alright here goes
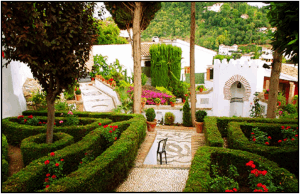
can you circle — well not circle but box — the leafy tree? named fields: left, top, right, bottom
left=104, top=2, right=161, bottom=113
left=266, top=2, right=299, bottom=118
left=2, top=2, right=97, bottom=143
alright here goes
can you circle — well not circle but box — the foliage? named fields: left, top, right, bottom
left=114, top=84, right=133, bottom=114
left=154, top=98, right=161, bottom=104
left=142, top=2, right=272, bottom=50
left=249, top=93, right=263, bottom=118
left=168, top=72, right=189, bottom=99
left=208, top=163, right=239, bottom=192
left=150, top=44, right=182, bottom=89
left=55, top=101, right=76, bottom=111
left=1, top=2, right=97, bottom=143
left=101, top=125, right=120, bottom=144
left=277, top=92, right=286, bottom=106
left=183, top=98, right=192, bottom=126
left=141, top=73, right=148, bottom=86
left=169, top=97, right=176, bottom=103
left=78, top=151, right=95, bottom=168
left=43, top=152, right=65, bottom=189
left=164, top=112, right=175, bottom=125
left=267, top=2, right=298, bottom=63
left=2, top=134, right=9, bottom=183
left=250, top=127, right=270, bottom=145
left=214, top=54, right=232, bottom=62
left=145, top=108, right=156, bottom=122
left=278, top=126, right=298, bottom=146
left=30, top=90, right=47, bottom=107
left=63, top=111, right=79, bottom=126
left=282, top=104, right=297, bottom=114
left=75, top=87, right=81, bottom=95
left=155, top=86, right=174, bottom=97
left=263, top=89, right=269, bottom=94
left=93, top=18, right=128, bottom=45
left=195, top=110, right=207, bottom=122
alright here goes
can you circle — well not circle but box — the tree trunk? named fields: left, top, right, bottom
left=190, top=2, right=196, bottom=126
left=267, top=49, right=282, bottom=118
left=133, top=2, right=142, bottom=114
left=46, top=94, right=55, bottom=144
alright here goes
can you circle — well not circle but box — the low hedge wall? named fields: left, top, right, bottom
left=217, top=117, right=298, bottom=137
left=2, top=134, right=9, bottom=183
left=184, top=146, right=298, bottom=192
left=21, top=132, right=74, bottom=166
left=2, top=117, right=111, bottom=145
left=204, top=117, right=224, bottom=147
left=227, top=122, right=299, bottom=177
left=2, top=114, right=146, bottom=192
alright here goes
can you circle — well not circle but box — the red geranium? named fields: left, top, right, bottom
left=98, top=123, right=102, bottom=126
left=109, top=130, right=112, bottom=133
left=287, top=126, right=291, bottom=129
left=252, top=138, right=256, bottom=142
left=45, top=160, right=50, bottom=165
left=283, top=138, right=287, bottom=141
left=103, top=125, right=108, bottom=128
left=278, top=140, right=282, bottom=143
left=28, top=115, right=33, bottom=119
left=52, top=175, right=56, bottom=179
left=46, top=185, right=50, bottom=188
left=115, top=137, right=117, bottom=141
left=18, top=115, right=24, bottom=119
left=281, top=126, right=285, bottom=129
left=257, top=183, right=263, bottom=187
left=267, top=136, right=271, bottom=139
left=233, top=188, right=237, bottom=192
left=60, top=159, right=64, bottom=162
left=277, top=101, right=281, bottom=106
left=291, top=138, right=295, bottom=141
left=38, top=122, right=42, bottom=124
left=295, top=134, right=298, bottom=138
left=251, top=132, right=255, bottom=135
left=265, top=142, right=269, bottom=145
left=45, top=178, right=49, bottom=182
left=55, top=163, right=59, bottom=167
left=110, top=125, right=113, bottom=128
left=109, top=78, right=114, bottom=82
left=24, top=119, right=27, bottom=122
left=50, top=152, right=55, bottom=157
left=261, top=170, right=267, bottom=176
left=46, top=173, right=50, bottom=177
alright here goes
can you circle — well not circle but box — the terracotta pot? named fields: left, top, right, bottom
left=194, top=120, right=204, bottom=133
left=91, top=77, right=95, bottom=81
left=199, top=88, right=203, bottom=92
left=141, top=102, right=145, bottom=108
left=156, top=103, right=160, bottom=106
left=170, top=102, right=175, bottom=107
left=146, top=119, right=157, bottom=132
left=76, top=95, right=82, bottom=101
left=264, top=93, right=269, bottom=100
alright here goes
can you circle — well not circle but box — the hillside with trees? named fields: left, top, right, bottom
left=141, top=2, right=272, bottom=51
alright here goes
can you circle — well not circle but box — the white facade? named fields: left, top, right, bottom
left=218, top=44, right=238, bottom=56
left=206, top=3, right=223, bottom=12
left=2, top=58, right=34, bottom=118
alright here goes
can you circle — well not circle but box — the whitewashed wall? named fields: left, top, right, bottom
left=2, top=58, right=33, bottom=118
left=212, top=59, right=266, bottom=117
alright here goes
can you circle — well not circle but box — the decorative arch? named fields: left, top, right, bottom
left=223, top=74, right=251, bottom=101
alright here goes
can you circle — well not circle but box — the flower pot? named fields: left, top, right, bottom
left=194, top=120, right=204, bottom=133
left=156, top=103, right=160, bottom=106
left=199, top=88, right=203, bottom=92
left=141, top=102, right=146, bottom=108
left=264, top=93, right=269, bottom=100
left=91, top=77, right=95, bottom=81
left=76, top=95, right=82, bottom=101
left=146, top=119, right=157, bottom=132
left=170, top=102, right=175, bottom=107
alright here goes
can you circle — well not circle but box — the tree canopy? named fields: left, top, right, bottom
left=2, top=2, right=97, bottom=143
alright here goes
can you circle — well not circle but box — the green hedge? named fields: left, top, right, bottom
left=2, top=117, right=112, bottom=145
left=2, top=114, right=146, bottom=192
left=204, top=117, right=224, bottom=147
left=2, top=134, right=9, bottom=183
left=184, top=146, right=298, bottom=192
left=21, top=132, right=74, bottom=166
left=227, top=122, right=299, bottom=177
left=217, top=117, right=298, bottom=137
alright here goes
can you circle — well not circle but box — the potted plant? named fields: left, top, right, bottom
left=263, top=89, right=269, bottom=100
left=75, top=87, right=82, bottom=101
left=154, top=98, right=161, bottom=106
left=109, top=78, right=114, bottom=86
left=169, top=97, right=176, bottom=107
left=197, top=85, right=205, bottom=92
left=145, top=108, right=157, bottom=132
left=89, top=72, right=95, bottom=81
left=141, top=97, right=147, bottom=108
left=195, top=110, right=207, bottom=133
left=164, top=112, right=175, bottom=125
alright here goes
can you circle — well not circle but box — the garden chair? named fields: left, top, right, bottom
left=157, top=138, right=168, bottom=165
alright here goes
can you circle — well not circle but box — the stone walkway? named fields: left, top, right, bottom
left=79, top=83, right=115, bottom=112
left=116, top=126, right=205, bottom=192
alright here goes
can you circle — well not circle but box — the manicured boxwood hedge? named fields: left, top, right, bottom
left=204, top=117, right=224, bottom=147
left=2, top=113, right=146, bottom=192
left=184, top=146, right=298, bottom=192
left=21, top=132, right=74, bottom=166
left=2, top=134, right=9, bottom=183
left=2, top=116, right=111, bottom=145
left=227, top=122, right=299, bottom=177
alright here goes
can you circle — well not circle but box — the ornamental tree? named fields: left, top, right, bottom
left=2, top=2, right=97, bottom=143
left=104, top=2, right=161, bottom=114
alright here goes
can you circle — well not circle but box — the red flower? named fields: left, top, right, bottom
left=38, top=122, right=42, bottom=124
left=2, top=51, right=5, bottom=58
left=75, top=88, right=77, bottom=91
left=254, top=189, right=263, bottom=192
left=45, top=178, right=49, bottom=182
left=261, top=185, right=266, bottom=189
left=98, top=123, right=102, bottom=126
left=43, top=122, right=46, bottom=124
left=185, top=94, right=188, bottom=96
left=54, top=122, right=56, bottom=125
left=110, top=125, right=113, bottom=128
left=267, top=136, right=271, bottom=139
left=18, top=115, right=24, bottom=119
left=291, top=138, right=295, bottom=141
left=253, top=138, right=256, bottom=142
left=46, top=173, right=51, bottom=177
left=287, top=126, right=291, bottom=129
left=80, top=161, right=82, bottom=164
left=281, top=126, right=285, bottom=129
left=24, top=119, right=27, bottom=122
left=45, top=160, right=50, bottom=165
left=257, top=183, right=263, bottom=187
left=233, top=188, right=237, bottom=192
left=114, top=126, right=118, bottom=129
left=251, top=132, right=255, bottom=135
left=46, top=185, right=50, bottom=188
left=225, top=190, right=230, bottom=192
left=265, top=142, right=269, bottom=145
left=115, top=137, right=117, bottom=141
left=246, top=161, right=254, bottom=167
left=261, top=170, right=267, bottom=176
left=284, top=138, right=287, bottom=141
left=50, top=152, right=55, bottom=157
left=295, top=134, right=298, bottom=138
left=60, top=159, right=64, bottom=162
left=251, top=164, right=256, bottom=169
left=55, top=163, right=59, bottom=167
left=52, top=175, right=56, bottom=179
left=109, top=130, right=112, bottom=133
left=277, top=101, right=281, bottom=106
left=113, top=128, right=116, bottom=131
left=85, top=153, right=87, bottom=155
left=28, top=115, right=33, bottom=119
left=103, top=125, right=108, bottom=128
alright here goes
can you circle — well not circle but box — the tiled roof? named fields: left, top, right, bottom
left=141, top=43, right=157, bottom=57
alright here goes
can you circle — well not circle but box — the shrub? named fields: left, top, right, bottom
left=154, top=98, right=161, bottom=104
left=195, top=110, right=207, bottom=122
left=283, top=104, right=297, bottom=114
left=141, top=73, right=148, bottom=86
left=75, top=87, right=81, bottom=95
left=164, top=112, right=175, bottom=125
left=145, top=108, right=156, bottom=122
left=183, top=99, right=192, bottom=126
left=277, top=92, right=286, bottom=106
left=2, top=134, right=9, bottom=183
left=204, top=117, right=224, bottom=147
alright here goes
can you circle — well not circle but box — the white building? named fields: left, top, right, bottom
left=218, top=44, right=238, bottom=56
left=206, top=3, right=223, bottom=12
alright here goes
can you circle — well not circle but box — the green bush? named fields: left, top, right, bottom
left=145, top=108, right=156, bottom=122
left=2, top=134, right=9, bottom=183
left=164, top=112, right=175, bottom=125
left=183, top=99, right=192, bottom=127
left=184, top=146, right=298, bottom=192
left=204, top=117, right=224, bottom=147
left=195, top=110, right=207, bottom=122
left=141, top=73, right=148, bottom=86
left=21, top=132, right=74, bottom=166
left=283, top=104, right=297, bottom=114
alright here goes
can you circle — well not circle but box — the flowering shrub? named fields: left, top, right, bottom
left=44, top=152, right=65, bottom=189
left=63, top=111, right=79, bottom=126
left=75, top=87, right=81, bottom=95
left=246, top=160, right=283, bottom=192
left=79, top=150, right=95, bottom=168
left=102, top=125, right=119, bottom=143
left=250, top=127, right=270, bottom=145
left=127, top=86, right=173, bottom=105
left=208, top=163, right=239, bottom=192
